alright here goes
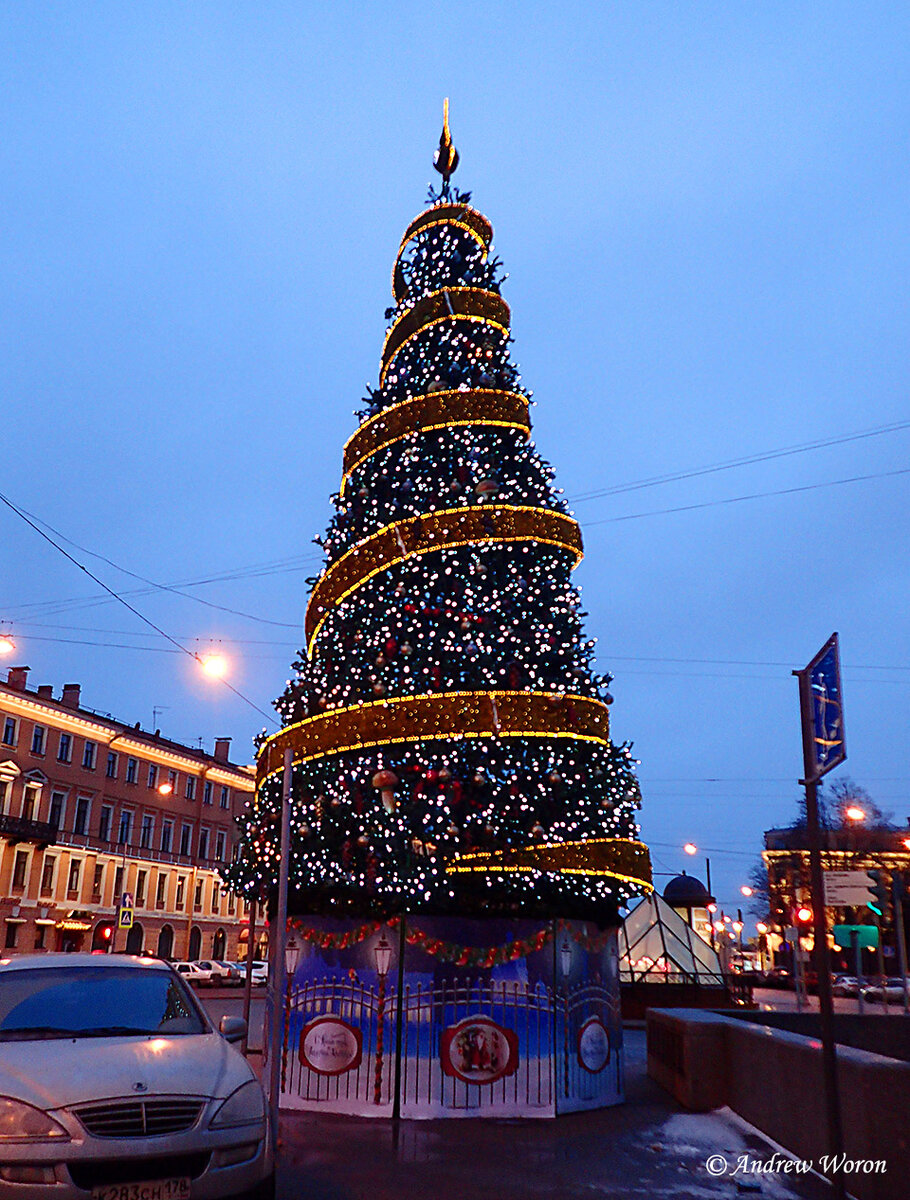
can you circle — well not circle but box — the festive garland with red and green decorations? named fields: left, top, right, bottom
left=285, top=916, right=613, bottom=965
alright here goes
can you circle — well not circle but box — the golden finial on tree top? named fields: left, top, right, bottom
left=433, top=98, right=460, bottom=191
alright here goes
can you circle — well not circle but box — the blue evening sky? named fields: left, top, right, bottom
left=2, top=4, right=908, bottom=917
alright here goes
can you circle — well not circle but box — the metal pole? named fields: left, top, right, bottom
left=267, top=749, right=292, bottom=1153
left=795, top=657, right=847, bottom=1200
left=874, top=912, right=888, bottom=1014
left=893, top=878, right=909, bottom=1016
left=240, top=897, right=257, bottom=1055
left=852, top=930, right=863, bottom=1016
left=391, top=915, right=406, bottom=1123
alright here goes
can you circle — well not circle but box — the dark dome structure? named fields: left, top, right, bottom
left=663, top=873, right=713, bottom=909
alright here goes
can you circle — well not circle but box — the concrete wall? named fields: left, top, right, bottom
left=647, top=1009, right=910, bottom=1200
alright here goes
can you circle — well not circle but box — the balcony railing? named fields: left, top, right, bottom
left=0, top=814, right=58, bottom=846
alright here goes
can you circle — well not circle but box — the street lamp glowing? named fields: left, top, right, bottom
left=200, top=653, right=228, bottom=679
left=740, top=886, right=753, bottom=897
left=0, top=635, right=15, bottom=656
left=756, top=923, right=768, bottom=934
left=683, top=842, right=697, bottom=856
left=845, top=806, right=866, bottom=822
left=903, top=838, right=910, bottom=851
left=158, top=783, right=173, bottom=796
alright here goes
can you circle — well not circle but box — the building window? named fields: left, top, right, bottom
left=140, top=813, right=154, bottom=849
left=2, top=717, right=17, bottom=747
left=179, top=823, right=192, bottom=857
left=214, top=830, right=226, bottom=862
left=198, top=828, right=210, bottom=861
left=203, top=780, right=212, bottom=806
left=184, top=776, right=196, bottom=801
left=57, top=733, right=72, bottom=763
left=219, top=785, right=230, bottom=810
left=0, top=780, right=10, bottom=815
left=194, top=879, right=203, bottom=911
left=118, top=809, right=133, bottom=845
left=212, top=887, right=220, bottom=915
left=73, top=795, right=90, bottom=836
left=21, top=784, right=40, bottom=822
left=67, top=859, right=82, bottom=897
left=92, top=863, right=103, bottom=900
left=155, top=873, right=167, bottom=908
left=82, top=740, right=97, bottom=770
left=31, top=725, right=46, bottom=755
left=136, top=870, right=147, bottom=907
left=113, top=865, right=124, bottom=900
left=34, top=925, right=46, bottom=950
left=49, top=790, right=66, bottom=830
left=106, top=752, right=118, bottom=779
left=40, top=854, right=56, bottom=897
left=160, top=820, right=173, bottom=853
left=12, top=850, right=29, bottom=889
left=4, top=923, right=18, bottom=950
left=98, top=804, right=113, bottom=842
left=168, top=770, right=179, bottom=794
left=147, top=764, right=158, bottom=789
left=175, top=876, right=186, bottom=909
left=227, top=892, right=236, bottom=916
left=125, top=757, right=138, bottom=784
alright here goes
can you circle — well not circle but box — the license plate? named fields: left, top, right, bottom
left=92, top=1178, right=191, bottom=1200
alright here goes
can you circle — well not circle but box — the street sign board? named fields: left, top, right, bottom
left=120, top=892, right=133, bottom=909
left=823, top=870, right=874, bottom=906
left=117, top=907, right=133, bottom=930
left=796, top=633, right=846, bottom=783
left=832, top=924, right=878, bottom=950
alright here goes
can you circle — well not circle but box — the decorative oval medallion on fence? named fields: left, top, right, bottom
left=298, top=1016, right=363, bottom=1076
left=577, top=1016, right=611, bottom=1074
left=440, top=1016, right=520, bottom=1085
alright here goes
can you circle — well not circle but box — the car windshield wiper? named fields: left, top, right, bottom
left=75, top=1026, right=159, bottom=1038
left=0, top=1026, right=81, bottom=1041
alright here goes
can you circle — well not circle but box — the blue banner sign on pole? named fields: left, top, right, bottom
left=797, top=633, right=846, bottom=783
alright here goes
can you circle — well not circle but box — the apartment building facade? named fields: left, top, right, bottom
left=0, top=666, right=257, bottom=961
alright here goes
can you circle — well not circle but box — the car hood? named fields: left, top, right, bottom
left=0, top=1032, right=251, bottom=1110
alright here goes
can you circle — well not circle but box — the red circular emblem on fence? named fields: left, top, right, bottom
left=298, top=1016, right=363, bottom=1076
left=440, top=1016, right=520, bottom=1085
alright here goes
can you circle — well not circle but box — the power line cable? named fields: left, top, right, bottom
left=584, top=465, right=910, bottom=526
left=568, top=417, right=910, bottom=504
left=0, top=489, right=278, bottom=725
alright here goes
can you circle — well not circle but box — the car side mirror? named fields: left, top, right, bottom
left=219, top=1016, right=247, bottom=1044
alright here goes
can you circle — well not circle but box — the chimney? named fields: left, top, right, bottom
left=214, top=737, right=232, bottom=763
left=61, top=683, right=81, bottom=709
left=37, top=685, right=53, bottom=700
left=6, top=666, right=29, bottom=691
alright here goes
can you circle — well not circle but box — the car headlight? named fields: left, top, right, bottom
left=209, top=1081, right=265, bottom=1129
left=0, top=1097, right=69, bottom=1142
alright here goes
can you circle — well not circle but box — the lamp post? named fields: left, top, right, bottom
left=282, top=934, right=303, bottom=1092
left=560, top=937, right=571, bottom=1098
left=373, top=933, right=392, bottom=1105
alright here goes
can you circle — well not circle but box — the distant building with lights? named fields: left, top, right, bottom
left=0, top=666, right=257, bottom=960
left=763, top=824, right=910, bottom=968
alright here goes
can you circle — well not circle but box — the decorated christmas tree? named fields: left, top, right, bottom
left=231, top=105, right=652, bottom=922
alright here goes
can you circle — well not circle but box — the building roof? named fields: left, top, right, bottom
left=663, top=872, right=713, bottom=908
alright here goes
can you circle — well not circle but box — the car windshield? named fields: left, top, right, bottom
left=0, top=966, right=208, bottom=1040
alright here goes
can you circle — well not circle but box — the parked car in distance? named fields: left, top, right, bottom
left=214, top=961, right=243, bottom=987
left=0, top=953, right=273, bottom=1199
left=832, top=975, right=860, bottom=997
left=759, top=967, right=793, bottom=990
left=196, top=960, right=239, bottom=987
left=862, top=977, right=909, bottom=1004
left=174, top=960, right=215, bottom=987
left=232, top=961, right=268, bottom=987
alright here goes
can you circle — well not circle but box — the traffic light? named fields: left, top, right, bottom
left=794, top=905, right=813, bottom=927
left=867, top=870, right=890, bottom=919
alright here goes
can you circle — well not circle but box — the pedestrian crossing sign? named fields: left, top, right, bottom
left=118, top=907, right=134, bottom=930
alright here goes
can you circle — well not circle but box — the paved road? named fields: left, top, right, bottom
left=271, top=1031, right=835, bottom=1200
left=199, top=985, right=267, bottom=1051
left=753, top=985, right=904, bottom=1014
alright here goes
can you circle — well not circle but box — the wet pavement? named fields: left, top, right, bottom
left=272, top=1030, right=837, bottom=1200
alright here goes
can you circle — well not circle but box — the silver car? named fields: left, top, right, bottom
left=0, top=954, right=274, bottom=1199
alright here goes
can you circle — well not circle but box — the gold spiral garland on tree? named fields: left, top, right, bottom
left=380, top=287, right=510, bottom=386
left=392, top=203, right=493, bottom=302
left=305, top=504, right=583, bottom=655
left=340, top=388, right=531, bottom=495
left=257, top=689, right=610, bottom=783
